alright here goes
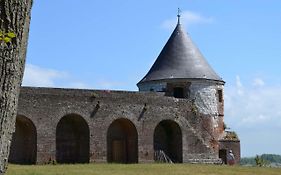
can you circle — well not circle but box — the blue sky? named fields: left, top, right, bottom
left=23, top=0, right=281, bottom=157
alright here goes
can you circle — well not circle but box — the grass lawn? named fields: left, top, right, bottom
left=6, top=164, right=281, bottom=175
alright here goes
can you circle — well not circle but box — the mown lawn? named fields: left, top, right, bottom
left=6, top=164, right=281, bottom=175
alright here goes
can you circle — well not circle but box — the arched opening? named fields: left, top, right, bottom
left=56, top=114, right=89, bottom=163
left=107, top=118, right=138, bottom=163
left=154, top=120, right=182, bottom=163
left=173, top=87, right=184, bottom=98
left=9, top=115, right=37, bottom=164
left=219, top=149, right=227, bottom=164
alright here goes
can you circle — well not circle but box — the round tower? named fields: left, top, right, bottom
left=137, top=14, right=225, bottom=142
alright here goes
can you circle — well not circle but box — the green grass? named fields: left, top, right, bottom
left=6, top=164, right=281, bottom=175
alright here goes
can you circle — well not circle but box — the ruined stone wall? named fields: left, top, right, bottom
left=189, top=80, right=225, bottom=146
left=138, top=79, right=224, bottom=116
left=219, top=140, right=241, bottom=164
left=138, top=79, right=225, bottom=148
left=16, top=86, right=222, bottom=164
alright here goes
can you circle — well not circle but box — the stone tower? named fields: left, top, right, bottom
left=8, top=12, right=240, bottom=165
left=137, top=14, right=225, bottom=149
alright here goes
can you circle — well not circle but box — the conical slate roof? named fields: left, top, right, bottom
left=138, top=21, right=223, bottom=85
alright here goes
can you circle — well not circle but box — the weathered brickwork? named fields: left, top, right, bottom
left=138, top=81, right=167, bottom=92
left=219, top=140, right=241, bottom=164
left=10, top=86, right=231, bottom=164
left=9, top=15, right=241, bottom=165
left=139, top=79, right=225, bottom=147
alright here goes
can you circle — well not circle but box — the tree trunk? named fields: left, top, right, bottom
left=0, top=0, right=33, bottom=174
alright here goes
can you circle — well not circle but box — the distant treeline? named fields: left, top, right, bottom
left=241, top=154, right=281, bottom=165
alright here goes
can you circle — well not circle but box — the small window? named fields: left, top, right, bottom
left=173, top=87, right=184, bottom=98
left=218, top=89, right=223, bottom=102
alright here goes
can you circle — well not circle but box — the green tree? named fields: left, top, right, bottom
left=0, top=0, right=33, bottom=174
left=261, top=154, right=281, bottom=163
left=255, top=155, right=268, bottom=167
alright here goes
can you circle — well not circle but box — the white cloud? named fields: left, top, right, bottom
left=22, top=64, right=89, bottom=89
left=236, top=76, right=243, bottom=89
left=253, top=78, right=265, bottom=87
left=162, top=10, right=214, bottom=30
left=235, top=75, right=244, bottom=95
left=22, top=64, right=128, bottom=90
left=94, top=80, right=125, bottom=90
left=66, top=82, right=90, bottom=89
left=226, top=77, right=281, bottom=127
left=22, top=64, right=67, bottom=87
left=225, top=76, right=281, bottom=156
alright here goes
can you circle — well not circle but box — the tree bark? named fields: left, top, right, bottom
left=0, top=0, right=33, bottom=174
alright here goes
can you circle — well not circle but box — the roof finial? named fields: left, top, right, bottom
left=177, top=8, right=181, bottom=24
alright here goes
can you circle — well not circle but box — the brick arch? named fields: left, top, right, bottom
left=9, top=115, right=37, bottom=164
left=107, top=118, right=138, bottom=163
left=56, top=114, right=89, bottom=163
left=153, top=120, right=182, bottom=163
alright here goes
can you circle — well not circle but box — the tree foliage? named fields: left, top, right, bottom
left=261, top=154, right=281, bottom=163
left=241, top=154, right=281, bottom=167
left=255, top=155, right=268, bottom=167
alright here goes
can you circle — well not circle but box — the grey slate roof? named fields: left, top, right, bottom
left=138, top=22, right=224, bottom=85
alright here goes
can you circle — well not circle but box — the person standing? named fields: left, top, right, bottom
left=227, top=150, right=235, bottom=165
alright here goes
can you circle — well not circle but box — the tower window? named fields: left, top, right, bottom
left=173, top=87, right=184, bottom=98
left=218, top=89, right=223, bottom=102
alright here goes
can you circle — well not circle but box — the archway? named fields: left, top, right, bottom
left=154, top=120, right=182, bottom=163
left=9, top=115, right=37, bottom=164
left=56, top=114, right=89, bottom=163
left=219, top=149, right=227, bottom=164
left=107, top=118, right=138, bottom=163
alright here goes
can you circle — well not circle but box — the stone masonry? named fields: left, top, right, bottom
left=9, top=14, right=240, bottom=165
left=10, top=86, right=226, bottom=164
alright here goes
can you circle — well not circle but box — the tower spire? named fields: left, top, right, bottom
left=177, top=8, right=181, bottom=24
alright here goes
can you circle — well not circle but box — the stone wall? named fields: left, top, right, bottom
left=138, top=79, right=225, bottom=148
left=13, top=86, right=225, bottom=164
left=219, top=140, right=241, bottom=164
left=138, top=81, right=166, bottom=92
